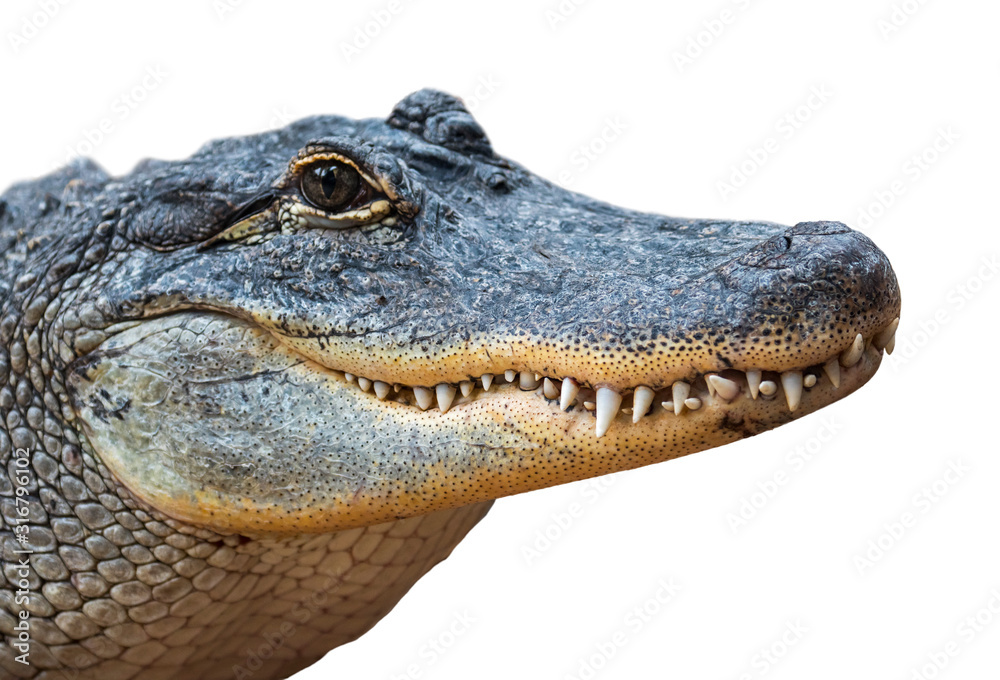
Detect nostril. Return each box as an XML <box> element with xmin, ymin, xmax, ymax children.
<box><xmin>788</xmin><ymin>220</ymin><xmax>852</xmax><ymax>236</ymax></box>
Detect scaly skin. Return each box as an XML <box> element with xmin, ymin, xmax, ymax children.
<box><xmin>0</xmin><ymin>90</ymin><xmax>900</xmax><ymax>678</ymax></box>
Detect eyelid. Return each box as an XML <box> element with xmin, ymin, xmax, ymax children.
<box><xmin>285</xmin><ymin>198</ymin><xmax>394</xmax><ymax>230</ymax></box>
<box><xmin>286</xmin><ymin>152</ymin><xmax>382</xmax><ymax>192</ymax></box>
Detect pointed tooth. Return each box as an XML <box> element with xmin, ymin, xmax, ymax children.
<box><xmin>707</xmin><ymin>374</ymin><xmax>740</xmax><ymax>401</ymax></box>
<box><xmin>746</xmin><ymin>370</ymin><xmax>762</xmax><ymax>399</ymax></box>
<box><xmin>535</xmin><ymin>373</ymin><xmax>542</xmax><ymax>382</ymax></box>
<box><xmin>344</xmin><ymin>373</ymin><xmax>356</xmax><ymax>383</ymax></box>
<box><xmin>374</xmin><ymin>381</ymin><xmax>391</xmax><ymax>400</ymax></box>
<box><xmin>460</xmin><ymin>381</ymin><xmax>474</xmax><ymax>398</ymax></box>
<box><xmin>781</xmin><ymin>371</ymin><xmax>803</xmax><ymax>411</ymax></box>
<box><xmin>394</xmin><ymin>383</ymin><xmax>402</xmax><ymax>392</ymax></box>
<box><xmin>413</xmin><ymin>387</ymin><xmax>433</xmax><ymax>410</ymax></box>
<box><xmin>803</xmin><ymin>374</ymin><xmax>817</xmax><ymax>388</ymax></box>
<box><xmin>505</xmin><ymin>369</ymin><xmax>516</xmax><ymax>382</ymax></box>
<box><xmin>704</xmin><ymin>374</ymin><xmax>717</xmax><ymax>397</ymax></box>
<box><xmin>840</xmin><ymin>333</ymin><xmax>865</xmax><ymax>367</ymax></box>
<box><xmin>875</xmin><ymin>317</ymin><xmax>899</xmax><ymax>353</ymax></box>
<box><xmin>759</xmin><ymin>380</ymin><xmax>778</xmax><ymax>396</ymax></box>
<box><xmin>543</xmin><ymin>378</ymin><xmax>560</xmax><ymax>400</ymax></box>
<box><xmin>357</xmin><ymin>377</ymin><xmax>372</xmax><ymax>392</ymax></box>
<box><xmin>560</xmin><ymin>378</ymin><xmax>580</xmax><ymax>411</ymax></box>
<box><xmin>671</xmin><ymin>381</ymin><xmax>690</xmax><ymax>415</ymax></box>
<box><xmin>583</xmin><ymin>401</ymin><xmax>596</xmax><ymax>411</ymax></box>
<box><xmin>520</xmin><ymin>371</ymin><xmax>539</xmax><ymax>390</ymax></box>
<box><xmin>684</xmin><ymin>397</ymin><xmax>702</xmax><ymax>411</ymax></box>
<box><xmin>823</xmin><ymin>359</ymin><xmax>841</xmax><ymax>388</ymax></box>
<box><xmin>632</xmin><ymin>386</ymin><xmax>654</xmax><ymax>423</ymax></box>
<box><xmin>436</xmin><ymin>384</ymin><xmax>457</xmax><ymax>412</ymax></box>
<box><xmin>595</xmin><ymin>387</ymin><xmax>622</xmax><ymax>438</ymax></box>
<box><xmin>661</xmin><ymin>401</ymin><xmax>674</xmax><ymax>412</ymax></box>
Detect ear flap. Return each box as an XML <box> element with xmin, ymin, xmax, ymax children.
<box><xmin>127</xmin><ymin>168</ymin><xmax>274</xmax><ymax>251</ymax></box>
<box><xmin>388</xmin><ymin>89</ymin><xmax>495</xmax><ymax>158</ymax></box>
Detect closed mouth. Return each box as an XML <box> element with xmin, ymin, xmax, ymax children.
<box><xmin>318</xmin><ymin>318</ymin><xmax>899</xmax><ymax>438</ymax></box>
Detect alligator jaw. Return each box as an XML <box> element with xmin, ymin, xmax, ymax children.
<box><xmin>70</xmin><ymin>312</ymin><xmax>896</xmax><ymax>535</ymax></box>
<box><xmin>279</xmin><ymin>322</ymin><xmax>898</xmax><ymax>440</ymax></box>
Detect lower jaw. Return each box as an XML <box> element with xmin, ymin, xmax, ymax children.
<box><xmin>71</xmin><ymin>311</ymin><xmax>885</xmax><ymax>535</ymax></box>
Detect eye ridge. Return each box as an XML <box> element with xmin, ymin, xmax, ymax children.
<box><xmin>301</xmin><ymin>159</ymin><xmax>373</xmax><ymax>212</ymax></box>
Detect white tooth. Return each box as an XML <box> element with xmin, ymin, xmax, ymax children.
<box><xmin>632</xmin><ymin>386</ymin><xmax>654</xmax><ymax>423</ymax></box>
<box><xmin>436</xmin><ymin>384</ymin><xmax>457</xmax><ymax>412</ymax></box>
<box><xmin>460</xmin><ymin>381</ymin><xmax>474</xmax><ymax>398</ymax></box>
<box><xmin>560</xmin><ymin>378</ymin><xmax>580</xmax><ymax>411</ymax></box>
<box><xmin>759</xmin><ymin>380</ymin><xmax>778</xmax><ymax>396</ymax></box>
<box><xmin>707</xmin><ymin>374</ymin><xmax>740</xmax><ymax>401</ymax></box>
<box><xmin>374</xmin><ymin>381</ymin><xmax>391</xmax><ymax>400</ymax></box>
<box><xmin>684</xmin><ymin>397</ymin><xmax>702</xmax><ymax>411</ymax></box>
<box><xmin>803</xmin><ymin>374</ymin><xmax>817</xmax><ymax>388</ymax></box>
<box><xmin>823</xmin><ymin>359</ymin><xmax>841</xmax><ymax>388</ymax></box>
<box><xmin>781</xmin><ymin>371</ymin><xmax>803</xmax><ymax>411</ymax></box>
<box><xmin>661</xmin><ymin>401</ymin><xmax>674</xmax><ymax>412</ymax></box>
<box><xmin>505</xmin><ymin>369</ymin><xmax>517</xmax><ymax>382</ymax></box>
<box><xmin>672</xmin><ymin>381</ymin><xmax>690</xmax><ymax>416</ymax></box>
<box><xmin>840</xmin><ymin>333</ymin><xmax>864</xmax><ymax>367</ymax></box>
<box><xmin>413</xmin><ymin>387</ymin><xmax>433</xmax><ymax>410</ymax></box>
<box><xmin>704</xmin><ymin>374</ymin><xmax>717</xmax><ymax>397</ymax></box>
<box><xmin>481</xmin><ymin>374</ymin><xmax>494</xmax><ymax>391</ymax></box>
<box><xmin>595</xmin><ymin>387</ymin><xmax>622</xmax><ymax>438</ymax></box>
<box><xmin>344</xmin><ymin>373</ymin><xmax>356</xmax><ymax>383</ymax></box>
<box><xmin>357</xmin><ymin>377</ymin><xmax>372</xmax><ymax>392</ymax></box>
<box><xmin>584</xmin><ymin>401</ymin><xmax>596</xmax><ymax>410</ymax></box>
<box><xmin>543</xmin><ymin>378</ymin><xmax>560</xmax><ymax>400</ymax></box>
<box><xmin>394</xmin><ymin>383</ymin><xmax>402</xmax><ymax>392</ymax></box>
<box><xmin>746</xmin><ymin>370</ymin><xmax>762</xmax><ymax>399</ymax></box>
<box><xmin>876</xmin><ymin>317</ymin><xmax>899</xmax><ymax>354</ymax></box>
<box><xmin>520</xmin><ymin>371</ymin><xmax>539</xmax><ymax>390</ymax></box>
<box><xmin>535</xmin><ymin>373</ymin><xmax>542</xmax><ymax>381</ymax></box>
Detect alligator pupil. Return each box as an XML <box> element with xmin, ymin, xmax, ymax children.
<box><xmin>302</xmin><ymin>160</ymin><xmax>360</xmax><ymax>210</ymax></box>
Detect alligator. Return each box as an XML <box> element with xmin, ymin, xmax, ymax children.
<box><xmin>0</xmin><ymin>89</ymin><xmax>900</xmax><ymax>679</ymax></box>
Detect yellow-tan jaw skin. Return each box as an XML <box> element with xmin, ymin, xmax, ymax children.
<box><xmin>69</xmin><ymin>311</ymin><xmax>895</xmax><ymax>536</ymax></box>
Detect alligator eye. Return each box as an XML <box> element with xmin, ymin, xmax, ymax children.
<box><xmin>301</xmin><ymin>160</ymin><xmax>368</xmax><ymax>211</ymax></box>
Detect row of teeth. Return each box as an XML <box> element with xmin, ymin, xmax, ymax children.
<box><xmin>340</xmin><ymin>320</ymin><xmax>898</xmax><ymax>438</ymax></box>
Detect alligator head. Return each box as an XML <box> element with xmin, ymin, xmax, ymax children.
<box><xmin>47</xmin><ymin>89</ymin><xmax>901</xmax><ymax>539</ymax></box>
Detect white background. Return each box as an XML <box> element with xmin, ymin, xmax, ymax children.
<box><xmin>2</xmin><ymin>1</ymin><xmax>999</xmax><ymax>678</ymax></box>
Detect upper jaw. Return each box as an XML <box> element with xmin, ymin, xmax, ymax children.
<box><xmin>269</xmin><ymin>314</ymin><xmax>900</xmax><ymax>439</ymax></box>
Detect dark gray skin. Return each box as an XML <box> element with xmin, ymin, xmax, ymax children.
<box><xmin>0</xmin><ymin>90</ymin><xmax>900</xmax><ymax>679</ymax></box>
